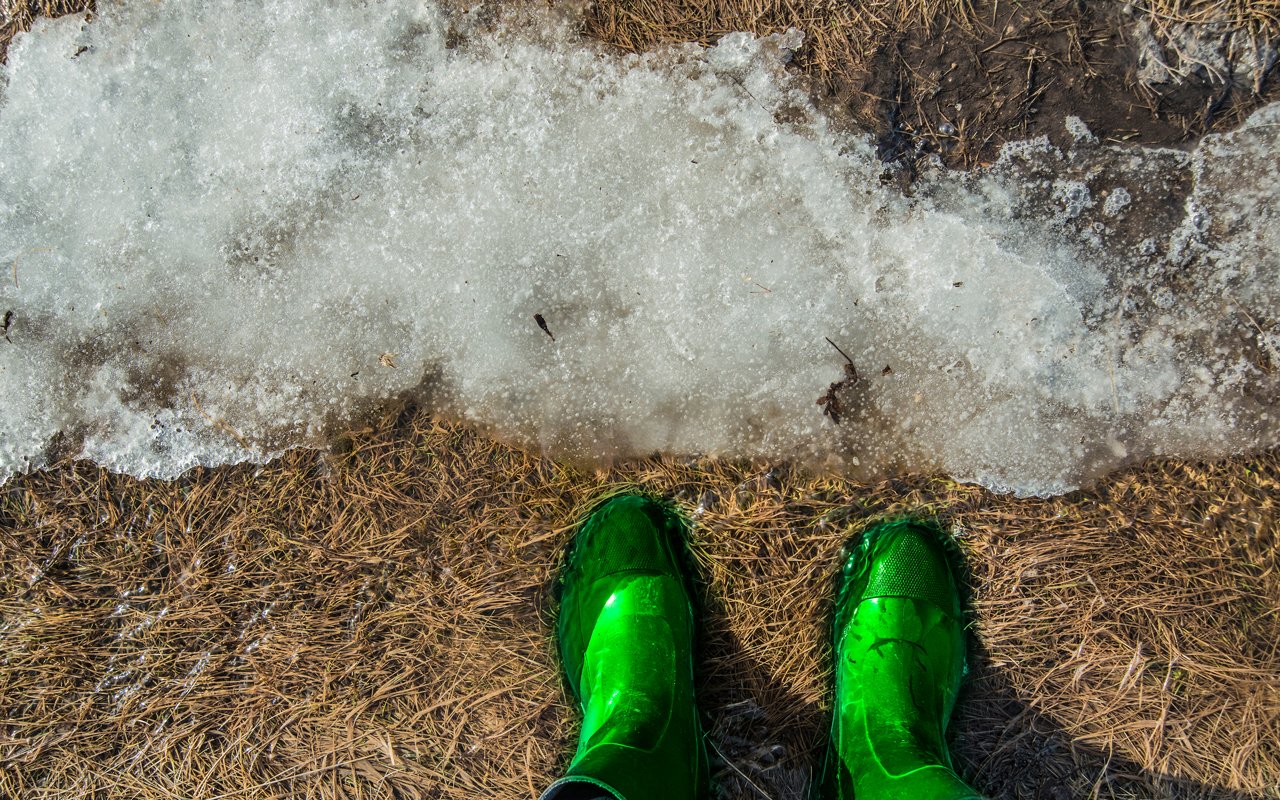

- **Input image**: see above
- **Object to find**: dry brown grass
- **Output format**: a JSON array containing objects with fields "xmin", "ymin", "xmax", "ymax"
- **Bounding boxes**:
[
  {"xmin": 580, "ymin": 0, "xmax": 978, "ymax": 86},
  {"xmin": 0, "ymin": 0, "xmax": 93, "ymax": 61},
  {"xmin": 0, "ymin": 0, "xmax": 89, "ymax": 28},
  {"xmin": 2, "ymin": 407, "xmax": 1278, "ymax": 799},
  {"xmin": 1144, "ymin": 0, "xmax": 1280, "ymax": 32},
  {"xmin": 579, "ymin": 0, "xmax": 1279, "ymax": 75}
]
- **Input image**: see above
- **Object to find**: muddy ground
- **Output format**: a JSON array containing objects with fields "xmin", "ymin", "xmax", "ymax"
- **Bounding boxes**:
[{"xmin": 583, "ymin": 0, "xmax": 1279, "ymax": 168}]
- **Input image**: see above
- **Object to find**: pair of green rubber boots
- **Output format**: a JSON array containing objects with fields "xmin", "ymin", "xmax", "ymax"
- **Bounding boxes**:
[{"xmin": 542, "ymin": 494, "xmax": 985, "ymax": 800}]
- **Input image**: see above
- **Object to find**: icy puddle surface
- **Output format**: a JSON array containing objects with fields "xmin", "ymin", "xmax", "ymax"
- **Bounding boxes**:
[{"xmin": 1, "ymin": 0, "xmax": 1277, "ymax": 495}]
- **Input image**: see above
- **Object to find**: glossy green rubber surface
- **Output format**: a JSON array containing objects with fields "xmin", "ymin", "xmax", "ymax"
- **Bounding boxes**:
[
  {"xmin": 816, "ymin": 520, "xmax": 985, "ymax": 800},
  {"xmin": 547, "ymin": 495, "xmax": 709, "ymax": 800}
]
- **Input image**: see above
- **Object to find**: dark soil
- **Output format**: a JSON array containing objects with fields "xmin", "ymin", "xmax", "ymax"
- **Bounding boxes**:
[{"xmin": 842, "ymin": 0, "xmax": 1280, "ymax": 168}]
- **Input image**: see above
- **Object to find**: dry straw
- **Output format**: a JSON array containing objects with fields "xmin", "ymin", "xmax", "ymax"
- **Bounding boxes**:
[{"xmin": 2, "ymin": 407, "xmax": 1277, "ymax": 798}]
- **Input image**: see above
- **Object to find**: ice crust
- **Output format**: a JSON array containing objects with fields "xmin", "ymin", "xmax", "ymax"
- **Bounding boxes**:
[{"xmin": 0, "ymin": 0, "xmax": 1277, "ymax": 495}]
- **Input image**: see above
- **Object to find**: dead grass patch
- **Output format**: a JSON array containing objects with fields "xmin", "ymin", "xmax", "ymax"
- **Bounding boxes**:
[
  {"xmin": 0, "ymin": 0, "xmax": 93, "ymax": 61},
  {"xmin": 1145, "ymin": 0, "xmax": 1280, "ymax": 31},
  {"xmin": 2, "ymin": 408, "xmax": 1277, "ymax": 798}
]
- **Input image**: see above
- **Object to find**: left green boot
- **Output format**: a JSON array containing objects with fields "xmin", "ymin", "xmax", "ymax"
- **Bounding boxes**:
[{"xmin": 542, "ymin": 495, "xmax": 711, "ymax": 800}]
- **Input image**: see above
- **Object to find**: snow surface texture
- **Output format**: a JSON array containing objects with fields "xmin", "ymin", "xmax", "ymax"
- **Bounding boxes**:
[
  {"xmin": 1131, "ymin": 14, "xmax": 1278, "ymax": 94},
  {"xmin": 0, "ymin": 0, "xmax": 1277, "ymax": 496}
]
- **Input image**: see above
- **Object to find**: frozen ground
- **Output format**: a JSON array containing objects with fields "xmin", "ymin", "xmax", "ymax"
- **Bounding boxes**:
[{"xmin": 0, "ymin": 0, "xmax": 1276, "ymax": 495}]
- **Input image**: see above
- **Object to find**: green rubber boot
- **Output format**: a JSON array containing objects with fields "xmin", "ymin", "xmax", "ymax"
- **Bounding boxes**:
[
  {"xmin": 542, "ymin": 495, "xmax": 710, "ymax": 800},
  {"xmin": 816, "ymin": 519, "xmax": 985, "ymax": 800}
]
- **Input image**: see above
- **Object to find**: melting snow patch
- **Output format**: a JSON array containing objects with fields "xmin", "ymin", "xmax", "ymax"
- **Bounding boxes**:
[
  {"xmin": 1065, "ymin": 115, "xmax": 1098, "ymax": 145},
  {"xmin": 1103, "ymin": 187, "xmax": 1132, "ymax": 217},
  {"xmin": 0, "ymin": 0, "xmax": 1277, "ymax": 496}
]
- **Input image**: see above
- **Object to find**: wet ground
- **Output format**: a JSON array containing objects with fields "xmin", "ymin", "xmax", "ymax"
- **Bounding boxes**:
[{"xmin": 584, "ymin": 0, "xmax": 1280, "ymax": 168}]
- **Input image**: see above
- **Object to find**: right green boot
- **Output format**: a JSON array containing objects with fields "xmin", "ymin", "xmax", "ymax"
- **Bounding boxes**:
[
  {"xmin": 816, "ymin": 519, "xmax": 985, "ymax": 800},
  {"xmin": 542, "ymin": 495, "xmax": 710, "ymax": 800}
]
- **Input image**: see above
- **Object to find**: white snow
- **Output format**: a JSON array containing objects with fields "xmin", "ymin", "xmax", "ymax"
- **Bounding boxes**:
[{"xmin": 0, "ymin": 0, "xmax": 1276, "ymax": 496}]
